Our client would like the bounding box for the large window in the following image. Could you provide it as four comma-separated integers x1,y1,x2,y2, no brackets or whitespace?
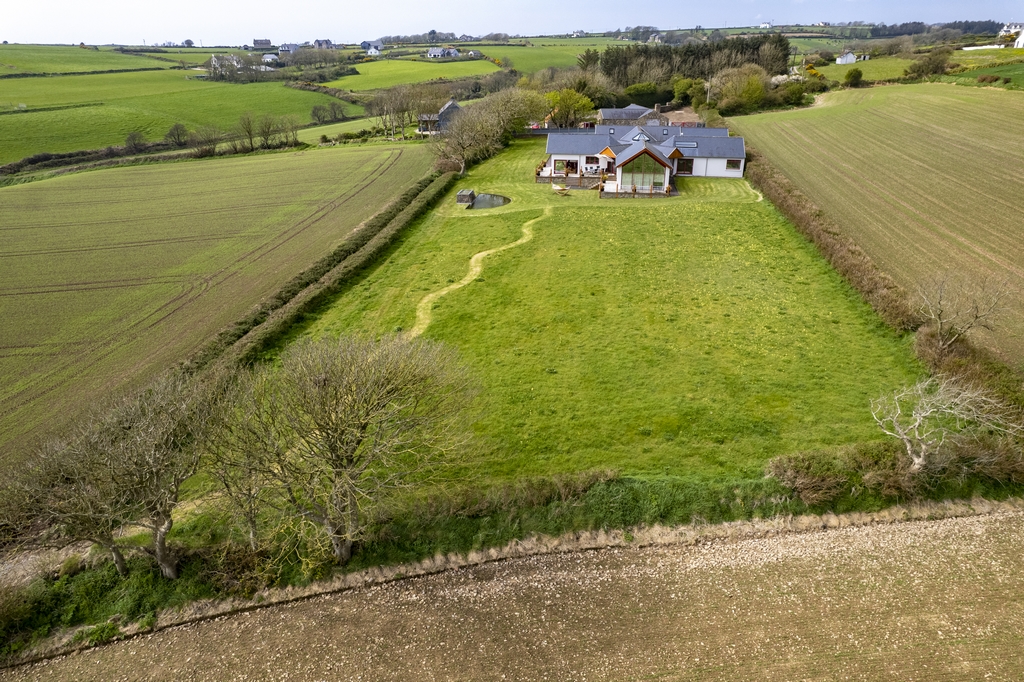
678,158,694,175
726,159,742,170
620,153,664,190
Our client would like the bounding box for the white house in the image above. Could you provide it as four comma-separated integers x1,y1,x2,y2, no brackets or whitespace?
1017,32,1024,49
539,125,746,195
367,46,380,56
999,22,1023,36
759,21,773,29
261,53,277,63
836,51,857,65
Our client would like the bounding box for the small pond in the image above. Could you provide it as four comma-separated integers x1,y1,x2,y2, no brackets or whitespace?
467,193,511,209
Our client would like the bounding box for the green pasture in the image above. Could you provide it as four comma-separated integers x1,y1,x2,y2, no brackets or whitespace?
0,143,432,458
299,138,920,485
732,84,1024,362
0,70,361,164
477,43,606,73
815,56,915,81
0,44,162,74
324,59,500,91
953,47,1024,68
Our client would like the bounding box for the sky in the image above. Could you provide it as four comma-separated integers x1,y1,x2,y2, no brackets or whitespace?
3,0,1020,46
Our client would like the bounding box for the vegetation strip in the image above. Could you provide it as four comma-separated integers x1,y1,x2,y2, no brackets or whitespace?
6,496,1021,668
217,172,460,365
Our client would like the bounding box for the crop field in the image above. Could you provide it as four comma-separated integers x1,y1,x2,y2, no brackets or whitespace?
324,59,500,91
942,62,1024,90
953,47,1024,68
732,84,1024,361
0,144,432,458
815,56,915,81
477,43,610,73
299,138,919,487
0,44,163,74
0,70,358,164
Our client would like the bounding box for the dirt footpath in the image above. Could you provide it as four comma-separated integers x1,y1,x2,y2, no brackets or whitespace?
7,511,1024,681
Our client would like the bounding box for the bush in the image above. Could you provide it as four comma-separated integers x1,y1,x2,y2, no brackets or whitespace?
844,68,864,87
780,82,807,105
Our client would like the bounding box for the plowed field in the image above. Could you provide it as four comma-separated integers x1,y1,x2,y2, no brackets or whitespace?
7,510,1023,680
0,144,431,459
732,84,1024,362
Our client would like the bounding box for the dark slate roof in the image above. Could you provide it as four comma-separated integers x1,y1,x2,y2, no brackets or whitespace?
545,125,744,159
598,104,654,120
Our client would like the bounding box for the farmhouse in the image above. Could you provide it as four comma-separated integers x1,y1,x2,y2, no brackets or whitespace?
999,22,1024,36
253,39,272,49
279,43,300,55
538,125,746,195
313,39,335,50
261,53,277,63
597,103,668,126
417,98,462,134
361,40,384,52
836,50,856,65
367,46,381,56
427,47,460,58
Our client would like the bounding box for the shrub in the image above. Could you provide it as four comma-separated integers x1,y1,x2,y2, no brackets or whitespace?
780,82,806,105
844,68,864,87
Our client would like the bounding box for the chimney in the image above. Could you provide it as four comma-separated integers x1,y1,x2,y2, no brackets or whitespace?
654,103,662,113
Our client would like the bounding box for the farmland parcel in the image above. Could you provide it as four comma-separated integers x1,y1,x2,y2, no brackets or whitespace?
0,144,432,458
299,138,919,493
731,84,1024,361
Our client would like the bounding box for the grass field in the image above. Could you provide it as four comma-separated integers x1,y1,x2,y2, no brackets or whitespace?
731,84,1024,362
295,138,919,486
816,56,915,81
0,70,359,164
953,47,1024,68
0,44,246,74
941,61,1024,90
0,144,432,458
325,59,501,91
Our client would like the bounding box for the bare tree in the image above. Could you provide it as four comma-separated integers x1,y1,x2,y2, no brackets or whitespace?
256,114,278,148
188,125,221,157
96,371,216,578
280,115,301,145
431,105,502,174
124,130,146,153
206,371,279,551
165,122,189,147
236,112,257,152
871,376,1023,473
238,335,473,565
4,434,141,576
917,274,1014,356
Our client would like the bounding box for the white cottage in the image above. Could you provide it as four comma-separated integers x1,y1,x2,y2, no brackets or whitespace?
836,51,857,65
1017,32,1024,49
539,125,746,195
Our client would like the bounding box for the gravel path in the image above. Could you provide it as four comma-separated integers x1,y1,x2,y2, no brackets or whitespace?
7,510,1024,681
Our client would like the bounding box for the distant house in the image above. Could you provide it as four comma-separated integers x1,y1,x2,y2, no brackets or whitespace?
539,125,746,194
466,50,481,58
836,51,857,65
279,43,300,55
596,103,668,127
253,39,272,49
759,21,773,29
999,23,1024,36
367,46,381,56
313,39,334,50
361,40,383,52
426,47,460,58
1017,32,1024,49
647,33,663,44
210,54,241,69
417,98,462,134
459,34,476,42
262,53,277,63
571,30,587,38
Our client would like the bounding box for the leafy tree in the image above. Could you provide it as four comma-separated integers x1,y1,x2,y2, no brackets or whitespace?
844,68,864,87
184,39,194,47
124,130,146,153
577,48,601,71
545,88,595,128
904,47,953,78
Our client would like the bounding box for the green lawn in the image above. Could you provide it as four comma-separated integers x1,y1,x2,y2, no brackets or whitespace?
0,70,361,163
298,138,920,486
816,57,916,81
325,59,501,91
731,84,1024,362
477,41,618,73
0,143,433,459
0,44,163,74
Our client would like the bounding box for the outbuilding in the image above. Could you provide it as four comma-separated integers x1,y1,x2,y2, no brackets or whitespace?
836,51,857,65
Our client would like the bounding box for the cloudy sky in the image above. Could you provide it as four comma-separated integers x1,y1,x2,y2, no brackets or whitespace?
4,0,1020,46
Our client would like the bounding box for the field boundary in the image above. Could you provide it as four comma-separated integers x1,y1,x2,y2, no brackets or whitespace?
6,495,1022,669
205,171,459,367
0,66,167,79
